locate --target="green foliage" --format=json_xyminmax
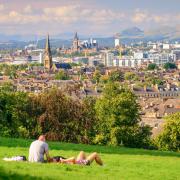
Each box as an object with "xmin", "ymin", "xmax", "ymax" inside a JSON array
[
  {"xmin": 69, "ymin": 62, "xmax": 81, "ymax": 67},
  {"xmin": 27, "ymin": 89, "xmax": 97, "ymax": 143},
  {"xmin": 124, "ymin": 72, "xmax": 139, "ymax": 81},
  {"xmin": 0, "ymin": 84, "xmax": 152, "ymax": 148},
  {"xmin": 151, "ymin": 78, "xmax": 164, "ymax": 86},
  {"xmin": 100, "ymin": 75, "xmax": 109, "ymax": 84},
  {"xmin": 0, "ymin": 64, "xmax": 29, "ymax": 79},
  {"xmin": 29, "ymin": 62, "xmax": 43, "ymax": 67},
  {"xmin": 81, "ymin": 96, "xmax": 98, "ymax": 143},
  {"xmin": 156, "ymin": 112, "xmax": 180, "ymax": 151},
  {"xmin": 163, "ymin": 62, "xmax": 177, "ymax": 70},
  {"xmin": 148, "ymin": 63, "xmax": 158, "ymax": 70},
  {"xmin": 143, "ymin": 74, "xmax": 164, "ymax": 86},
  {"xmin": 95, "ymin": 83, "xmax": 152, "ymax": 148},
  {"xmin": 0, "ymin": 82, "xmax": 14, "ymax": 92},
  {"xmin": 0, "ymin": 91, "xmax": 36, "ymax": 138},
  {"xmin": 54, "ymin": 70, "xmax": 70, "ymax": 80},
  {"xmin": 93, "ymin": 70, "xmax": 101, "ymax": 84},
  {"xmin": 108, "ymin": 71, "xmax": 124, "ymax": 82}
]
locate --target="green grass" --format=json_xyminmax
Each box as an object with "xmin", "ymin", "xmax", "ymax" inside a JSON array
[{"xmin": 0, "ymin": 137, "xmax": 179, "ymax": 180}]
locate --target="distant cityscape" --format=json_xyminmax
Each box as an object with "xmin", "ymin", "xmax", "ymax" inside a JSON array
[{"xmin": 0, "ymin": 30, "xmax": 179, "ymax": 137}]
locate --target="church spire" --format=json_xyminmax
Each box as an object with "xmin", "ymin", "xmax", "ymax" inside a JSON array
[
  {"xmin": 73, "ymin": 32, "xmax": 79, "ymax": 52},
  {"xmin": 45, "ymin": 34, "xmax": 51, "ymax": 53},
  {"xmin": 44, "ymin": 34, "xmax": 52, "ymax": 70},
  {"xmin": 74, "ymin": 32, "xmax": 78, "ymax": 40}
]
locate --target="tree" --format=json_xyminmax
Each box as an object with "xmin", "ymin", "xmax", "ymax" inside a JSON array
[
  {"xmin": 55, "ymin": 70, "xmax": 70, "ymax": 80},
  {"xmin": 93, "ymin": 70, "xmax": 101, "ymax": 84},
  {"xmin": 0, "ymin": 82, "xmax": 14, "ymax": 92},
  {"xmin": 81, "ymin": 96, "xmax": 98, "ymax": 144},
  {"xmin": 29, "ymin": 88, "xmax": 97, "ymax": 143},
  {"xmin": 108, "ymin": 71, "xmax": 124, "ymax": 82},
  {"xmin": 156, "ymin": 112, "xmax": 180, "ymax": 151},
  {"xmin": 100, "ymin": 75, "xmax": 109, "ymax": 84},
  {"xmin": 148, "ymin": 63, "xmax": 158, "ymax": 70},
  {"xmin": 95, "ymin": 82, "xmax": 152, "ymax": 148},
  {"xmin": 0, "ymin": 91, "xmax": 34, "ymax": 138},
  {"xmin": 151, "ymin": 77, "xmax": 164, "ymax": 86},
  {"xmin": 163, "ymin": 63, "xmax": 177, "ymax": 70},
  {"xmin": 124, "ymin": 72, "xmax": 139, "ymax": 81}
]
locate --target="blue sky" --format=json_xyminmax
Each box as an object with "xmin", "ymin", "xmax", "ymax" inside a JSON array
[{"xmin": 0, "ymin": 0, "xmax": 180, "ymax": 36}]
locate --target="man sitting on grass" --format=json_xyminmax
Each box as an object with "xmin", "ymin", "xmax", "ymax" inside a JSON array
[{"xmin": 28, "ymin": 135, "xmax": 51, "ymax": 163}]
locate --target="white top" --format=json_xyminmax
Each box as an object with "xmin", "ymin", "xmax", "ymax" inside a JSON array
[{"xmin": 28, "ymin": 140, "xmax": 48, "ymax": 162}]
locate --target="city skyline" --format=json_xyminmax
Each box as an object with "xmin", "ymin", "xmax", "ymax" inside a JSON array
[{"xmin": 0, "ymin": 0, "xmax": 180, "ymax": 36}]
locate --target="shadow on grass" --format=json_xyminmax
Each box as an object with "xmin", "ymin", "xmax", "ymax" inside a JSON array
[
  {"xmin": 0, "ymin": 137, "xmax": 179, "ymax": 158},
  {"xmin": 0, "ymin": 167, "xmax": 48, "ymax": 180}
]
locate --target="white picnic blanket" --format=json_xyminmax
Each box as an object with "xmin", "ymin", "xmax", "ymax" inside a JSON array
[{"xmin": 3, "ymin": 156, "xmax": 25, "ymax": 161}]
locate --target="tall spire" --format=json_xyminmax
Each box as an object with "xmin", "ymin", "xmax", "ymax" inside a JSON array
[
  {"xmin": 44, "ymin": 34, "xmax": 52, "ymax": 70},
  {"xmin": 45, "ymin": 34, "xmax": 51, "ymax": 53},
  {"xmin": 74, "ymin": 32, "xmax": 78, "ymax": 40},
  {"xmin": 73, "ymin": 32, "xmax": 79, "ymax": 52}
]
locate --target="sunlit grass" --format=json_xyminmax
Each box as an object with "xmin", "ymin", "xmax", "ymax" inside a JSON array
[{"xmin": 0, "ymin": 137, "xmax": 179, "ymax": 180}]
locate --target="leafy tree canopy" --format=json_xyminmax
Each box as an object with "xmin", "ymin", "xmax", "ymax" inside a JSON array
[
  {"xmin": 95, "ymin": 82, "xmax": 152, "ymax": 148},
  {"xmin": 148, "ymin": 63, "xmax": 158, "ymax": 70},
  {"xmin": 156, "ymin": 112, "xmax": 180, "ymax": 151},
  {"xmin": 163, "ymin": 63, "xmax": 177, "ymax": 70},
  {"xmin": 108, "ymin": 71, "xmax": 124, "ymax": 82},
  {"xmin": 54, "ymin": 70, "xmax": 70, "ymax": 80}
]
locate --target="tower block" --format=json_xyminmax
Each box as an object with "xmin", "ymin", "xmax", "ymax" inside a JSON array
[
  {"xmin": 44, "ymin": 34, "xmax": 52, "ymax": 70},
  {"xmin": 114, "ymin": 33, "xmax": 122, "ymax": 59}
]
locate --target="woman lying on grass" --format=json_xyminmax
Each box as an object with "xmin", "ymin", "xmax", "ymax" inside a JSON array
[{"xmin": 51, "ymin": 151, "xmax": 103, "ymax": 166}]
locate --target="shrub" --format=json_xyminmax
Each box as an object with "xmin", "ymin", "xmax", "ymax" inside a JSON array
[
  {"xmin": 156, "ymin": 112, "xmax": 180, "ymax": 151},
  {"xmin": 147, "ymin": 63, "xmax": 158, "ymax": 70},
  {"xmin": 163, "ymin": 62, "xmax": 177, "ymax": 70}
]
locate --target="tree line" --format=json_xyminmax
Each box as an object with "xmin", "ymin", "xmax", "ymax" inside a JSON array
[{"xmin": 0, "ymin": 83, "xmax": 179, "ymax": 151}]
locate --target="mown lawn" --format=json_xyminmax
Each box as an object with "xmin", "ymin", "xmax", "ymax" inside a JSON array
[{"xmin": 0, "ymin": 137, "xmax": 179, "ymax": 180}]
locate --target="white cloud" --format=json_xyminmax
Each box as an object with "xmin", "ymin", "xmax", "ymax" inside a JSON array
[
  {"xmin": 131, "ymin": 9, "xmax": 178, "ymax": 27},
  {"xmin": 0, "ymin": 4, "xmax": 4, "ymax": 11},
  {"xmin": 0, "ymin": 4, "xmax": 179, "ymax": 35},
  {"xmin": 24, "ymin": 5, "xmax": 32, "ymax": 14},
  {"xmin": 132, "ymin": 10, "xmax": 148, "ymax": 23},
  {"xmin": 43, "ymin": 5, "xmax": 124, "ymax": 25}
]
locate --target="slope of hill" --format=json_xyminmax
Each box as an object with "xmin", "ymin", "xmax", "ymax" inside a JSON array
[
  {"xmin": 0, "ymin": 137, "xmax": 179, "ymax": 180},
  {"xmin": 121, "ymin": 27, "xmax": 144, "ymax": 37},
  {"xmin": 0, "ymin": 25, "xmax": 180, "ymax": 49}
]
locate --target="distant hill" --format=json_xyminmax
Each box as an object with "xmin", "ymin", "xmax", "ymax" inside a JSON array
[
  {"xmin": 0, "ymin": 25, "xmax": 180, "ymax": 49},
  {"xmin": 121, "ymin": 27, "xmax": 144, "ymax": 37}
]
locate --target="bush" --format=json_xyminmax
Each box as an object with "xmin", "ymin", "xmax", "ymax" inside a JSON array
[
  {"xmin": 54, "ymin": 70, "xmax": 70, "ymax": 80},
  {"xmin": 156, "ymin": 112, "xmax": 180, "ymax": 151},
  {"xmin": 148, "ymin": 63, "xmax": 158, "ymax": 70},
  {"xmin": 163, "ymin": 62, "xmax": 177, "ymax": 70}
]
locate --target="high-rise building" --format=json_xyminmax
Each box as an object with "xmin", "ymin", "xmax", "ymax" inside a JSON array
[
  {"xmin": 114, "ymin": 33, "xmax": 122, "ymax": 58},
  {"xmin": 105, "ymin": 52, "xmax": 114, "ymax": 67},
  {"xmin": 39, "ymin": 52, "xmax": 43, "ymax": 64},
  {"xmin": 114, "ymin": 33, "xmax": 120, "ymax": 47},
  {"xmin": 115, "ymin": 39, "xmax": 120, "ymax": 47},
  {"xmin": 148, "ymin": 53, "xmax": 176, "ymax": 66},
  {"xmin": 44, "ymin": 34, "xmax": 52, "ymax": 70}
]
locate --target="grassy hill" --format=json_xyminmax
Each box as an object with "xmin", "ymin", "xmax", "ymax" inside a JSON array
[{"xmin": 0, "ymin": 137, "xmax": 179, "ymax": 180}]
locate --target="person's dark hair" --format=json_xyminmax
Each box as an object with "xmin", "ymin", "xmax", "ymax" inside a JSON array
[{"xmin": 52, "ymin": 156, "xmax": 66, "ymax": 162}]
